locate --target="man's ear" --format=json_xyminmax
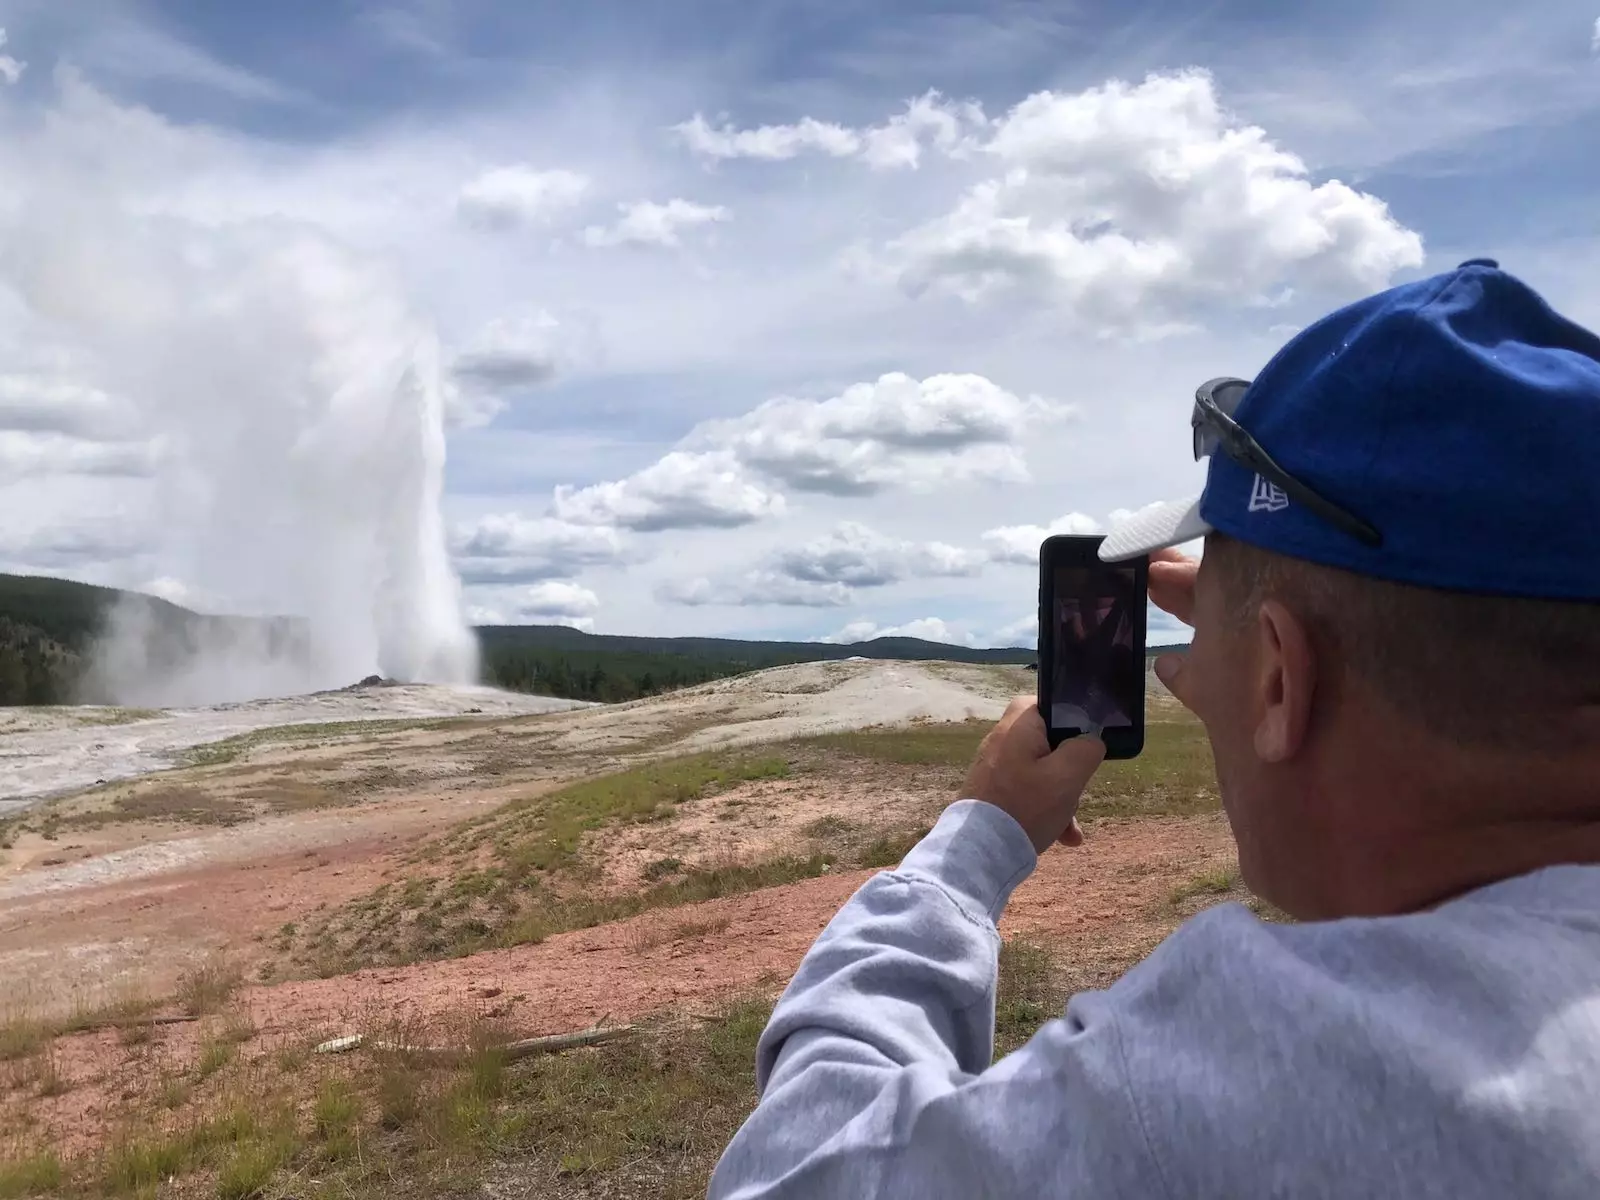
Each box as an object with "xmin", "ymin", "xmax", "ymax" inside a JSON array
[{"xmin": 1254, "ymin": 599, "xmax": 1316, "ymax": 763}]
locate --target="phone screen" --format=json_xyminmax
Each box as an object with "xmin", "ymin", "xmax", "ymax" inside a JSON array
[
  {"xmin": 1038, "ymin": 536, "xmax": 1147, "ymax": 758},
  {"xmin": 1049, "ymin": 564, "xmax": 1140, "ymax": 734}
]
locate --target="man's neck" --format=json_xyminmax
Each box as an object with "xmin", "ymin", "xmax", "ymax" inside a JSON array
[{"xmin": 1297, "ymin": 735, "xmax": 1600, "ymax": 918}]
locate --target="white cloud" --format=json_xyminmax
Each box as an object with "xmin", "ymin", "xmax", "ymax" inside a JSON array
[
  {"xmin": 0, "ymin": 431, "xmax": 162, "ymax": 477},
  {"xmin": 658, "ymin": 571, "xmax": 852, "ymax": 609},
  {"xmin": 553, "ymin": 450, "xmax": 785, "ymax": 531},
  {"xmin": 0, "ymin": 29, "xmax": 24, "ymax": 86},
  {"xmin": 450, "ymin": 514, "xmax": 624, "ymax": 584},
  {"xmin": 456, "ymin": 166, "xmax": 590, "ymax": 231},
  {"xmin": 444, "ymin": 312, "xmax": 570, "ymax": 427},
  {"xmin": 521, "ymin": 580, "xmax": 600, "ymax": 622},
  {"xmin": 544, "ymin": 371, "xmax": 1062, "ymax": 538},
  {"xmin": 992, "ymin": 614, "xmax": 1037, "ymax": 647},
  {"xmin": 775, "ymin": 521, "xmax": 986, "ymax": 586},
  {"xmin": 674, "ymin": 91, "xmax": 986, "ymax": 169},
  {"xmin": 982, "ymin": 512, "xmax": 1103, "ymax": 564},
  {"xmin": 470, "ymin": 580, "xmax": 600, "ymax": 630},
  {"xmin": 658, "ymin": 520, "xmax": 988, "ymax": 609},
  {"xmin": 451, "ymin": 313, "xmax": 563, "ymax": 391},
  {"xmin": 693, "ymin": 372, "xmax": 1066, "ymax": 496},
  {"xmin": 143, "ymin": 575, "xmax": 192, "ymax": 605},
  {"xmin": 883, "ymin": 70, "xmax": 1425, "ymax": 332},
  {"xmin": 1592, "ymin": 17, "xmax": 1600, "ymax": 55},
  {"xmin": 0, "ymin": 520, "xmax": 146, "ymax": 573},
  {"xmin": 582, "ymin": 199, "xmax": 730, "ymax": 248},
  {"xmin": 816, "ymin": 616, "xmax": 980, "ymax": 646},
  {"xmin": 0, "ymin": 375, "xmax": 142, "ymax": 440}
]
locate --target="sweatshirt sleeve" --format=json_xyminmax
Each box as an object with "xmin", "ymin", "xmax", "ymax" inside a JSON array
[{"xmin": 707, "ymin": 800, "xmax": 1162, "ymax": 1200}]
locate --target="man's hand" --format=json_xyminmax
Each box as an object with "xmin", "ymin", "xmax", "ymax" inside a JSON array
[{"xmin": 963, "ymin": 697, "xmax": 1106, "ymax": 854}]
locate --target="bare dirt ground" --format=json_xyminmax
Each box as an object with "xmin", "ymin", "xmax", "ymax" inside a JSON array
[{"xmin": 0, "ymin": 661, "xmax": 1022, "ymax": 1012}]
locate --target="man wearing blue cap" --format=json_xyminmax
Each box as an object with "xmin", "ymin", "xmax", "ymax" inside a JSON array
[{"xmin": 710, "ymin": 261, "xmax": 1600, "ymax": 1198}]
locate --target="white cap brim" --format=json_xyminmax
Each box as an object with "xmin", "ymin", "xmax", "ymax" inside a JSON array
[{"xmin": 1098, "ymin": 495, "xmax": 1211, "ymax": 562}]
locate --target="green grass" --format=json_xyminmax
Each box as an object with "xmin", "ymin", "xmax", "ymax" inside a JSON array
[
  {"xmin": 472, "ymin": 752, "xmax": 792, "ymax": 877},
  {"xmin": 0, "ymin": 1015, "xmax": 44, "ymax": 1064},
  {"xmin": 312, "ymin": 1077, "xmax": 363, "ymax": 1162},
  {"xmin": 495, "ymin": 997, "xmax": 771, "ymax": 1184},
  {"xmin": 1084, "ymin": 720, "xmax": 1219, "ymax": 821},
  {"xmin": 100, "ymin": 1102, "xmax": 298, "ymax": 1197},
  {"xmin": 71, "ymin": 707, "xmax": 162, "ymax": 727},
  {"xmin": 0, "ymin": 1150, "xmax": 62, "ymax": 1198},
  {"xmin": 796, "ymin": 717, "xmax": 1220, "ymax": 824},
  {"xmin": 994, "ymin": 939, "xmax": 1062, "ymax": 1059},
  {"xmin": 195, "ymin": 1036, "xmax": 236, "ymax": 1081},
  {"xmin": 1168, "ymin": 866, "xmax": 1241, "ymax": 907},
  {"xmin": 802, "ymin": 719, "xmax": 992, "ymax": 767}
]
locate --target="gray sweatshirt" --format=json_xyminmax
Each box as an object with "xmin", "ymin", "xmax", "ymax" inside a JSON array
[{"xmin": 709, "ymin": 799, "xmax": 1600, "ymax": 1198}]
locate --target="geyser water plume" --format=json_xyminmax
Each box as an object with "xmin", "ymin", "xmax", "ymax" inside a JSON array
[{"xmin": 3, "ymin": 83, "xmax": 478, "ymax": 705}]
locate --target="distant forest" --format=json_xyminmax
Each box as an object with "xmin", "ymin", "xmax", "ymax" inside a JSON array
[
  {"xmin": 0, "ymin": 572, "xmax": 1037, "ymax": 707},
  {"xmin": 475, "ymin": 625, "xmax": 1036, "ymax": 703}
]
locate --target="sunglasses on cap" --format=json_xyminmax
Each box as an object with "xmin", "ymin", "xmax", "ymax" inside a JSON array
[{"xmin": 1192, "ymin": 377, "xmax": 1382, "ymax": 548}]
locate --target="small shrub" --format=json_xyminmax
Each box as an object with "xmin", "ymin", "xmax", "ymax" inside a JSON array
[
  {"xmin": 0, "ymin": 1150, "xmax": 63, "ymax": 1198},
  {"xmin": 0, "ymin": 1016, "xmax": 44, "ymax": 1064},
  {"xmin": 642, "ymin": 856, "xmax": 683, "ymax": 882},
  {"xmin": 102, "ymin": 1133, "xmax": 186, "ymax": 1194},
  {"xmin": 34, "ymin": 1047, "xmax": 67, "ymax": 1097},
  {"xmin": 176, "ymin": 956, "xmax": 242, "ymax": 1017},
  {"xmin": 377, "ymin": 1062, "xmax": 422, "ymax": 1131},
  {"xmin": 313, "ymin": 1077, "xmax": 362, "ymax": 1161},
  {"xmin": 800, "ymin": 814, "xmax": 854, "ymax": 841},
  {"xmin": 195, "ymin": 1035, "xmax": 235, "ymax": 1081},
  {"xmin": 858, "ymin": 828, "xmax": 930, "ymax": 869},
  {"xmin": 215, "ymin": 1142, "xmax": 280, "ymax": 1200}
]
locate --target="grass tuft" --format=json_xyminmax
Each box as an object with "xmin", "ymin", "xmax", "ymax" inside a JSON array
[
  {"xmin": 995, "ymin": 939, "xmax": 1062, "ymax": 1060},
  {"xmin": 0, "ymin": 1151, "xmax": 62, "ymax": 1198},
  {"xmin": 1167, "ymin": 866, "xmax": 1242, "ymax": 908},
  {"xmin": 176, "ymin": 956, "xmax": 242, "ymax": 1017}
]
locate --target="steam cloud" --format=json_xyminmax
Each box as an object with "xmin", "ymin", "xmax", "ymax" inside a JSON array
[{"xmin": 3, "ymin": 77, "xmax": 478, "ymax": 706}]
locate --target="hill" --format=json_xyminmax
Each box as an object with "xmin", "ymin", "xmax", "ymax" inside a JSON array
[{"xmin": 0, "ymin": 572, "xmax": 1035, "ymax": 706}]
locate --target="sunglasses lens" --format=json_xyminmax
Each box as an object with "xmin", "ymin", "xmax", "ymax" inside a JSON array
[
  {"xmin": 1211, "ymin": 379, "xmax": 1249, "ymax": 417},
  {"xmin": 1191, "ymin": 378, "xmax": 1249, "ymax": 461}
]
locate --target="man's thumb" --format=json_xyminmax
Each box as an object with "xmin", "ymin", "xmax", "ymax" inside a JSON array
[{"xmin": 1045, "ymin": 732, "xmax": 1106, "ymax": 789}]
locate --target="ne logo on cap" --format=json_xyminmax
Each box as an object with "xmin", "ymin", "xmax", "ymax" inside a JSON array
[{"xmin": 1248, "ymin": 475, "xmax": 1289, "ymax": 514}]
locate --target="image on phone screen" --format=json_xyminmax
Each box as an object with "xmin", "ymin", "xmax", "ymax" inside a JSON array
[{"xmin": 1049, "ymin": 564, "xmax": 1141, "ymax": 735}]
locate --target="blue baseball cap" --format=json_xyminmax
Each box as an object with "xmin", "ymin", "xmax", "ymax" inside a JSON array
[{"xmin": 1100, "ymin": 259, "xmax": 1600, "ymax": 600}]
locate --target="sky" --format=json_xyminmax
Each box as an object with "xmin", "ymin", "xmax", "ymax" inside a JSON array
[{"xmin": 0, "ymin": 0, "xmax": 1597, "ymax": 654}]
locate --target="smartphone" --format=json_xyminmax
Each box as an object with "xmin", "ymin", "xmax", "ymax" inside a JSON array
[{"xmin": 1038, "ymin": 534, "xmax": 1148, "ymax": 759}]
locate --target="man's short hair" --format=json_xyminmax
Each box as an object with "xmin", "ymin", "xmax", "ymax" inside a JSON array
[{"xmin": 1205, "ymin": 534, "xmax": 1600, "ymax": 746}]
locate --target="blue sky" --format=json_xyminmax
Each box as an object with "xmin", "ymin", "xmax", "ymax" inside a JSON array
[{"xmin": 0, "ymin": 0, "xmax": 1597, "ymax": 654}]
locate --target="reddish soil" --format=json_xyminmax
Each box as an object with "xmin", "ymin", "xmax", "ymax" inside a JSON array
[
  {"xmin": 11, "ymin": 813, "xmax": 1234, "ymax": 1154},
  {"xmin": 248, "ymin": 812, "xmax": 1235, "ymax": 1040}
]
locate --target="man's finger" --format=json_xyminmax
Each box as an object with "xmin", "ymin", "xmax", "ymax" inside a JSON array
[{"xmin": 1056, "ymin": 818, "xmax": 1085, "ymax": 848}]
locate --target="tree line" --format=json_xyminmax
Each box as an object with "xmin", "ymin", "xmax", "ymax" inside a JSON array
[
  {"xmin": 479, "ymin": 645, "xmax": 749, "ymax": 703},
  {"xmin": 0, "ymin": 621, "xmax": 74, "ymax": 705}
]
